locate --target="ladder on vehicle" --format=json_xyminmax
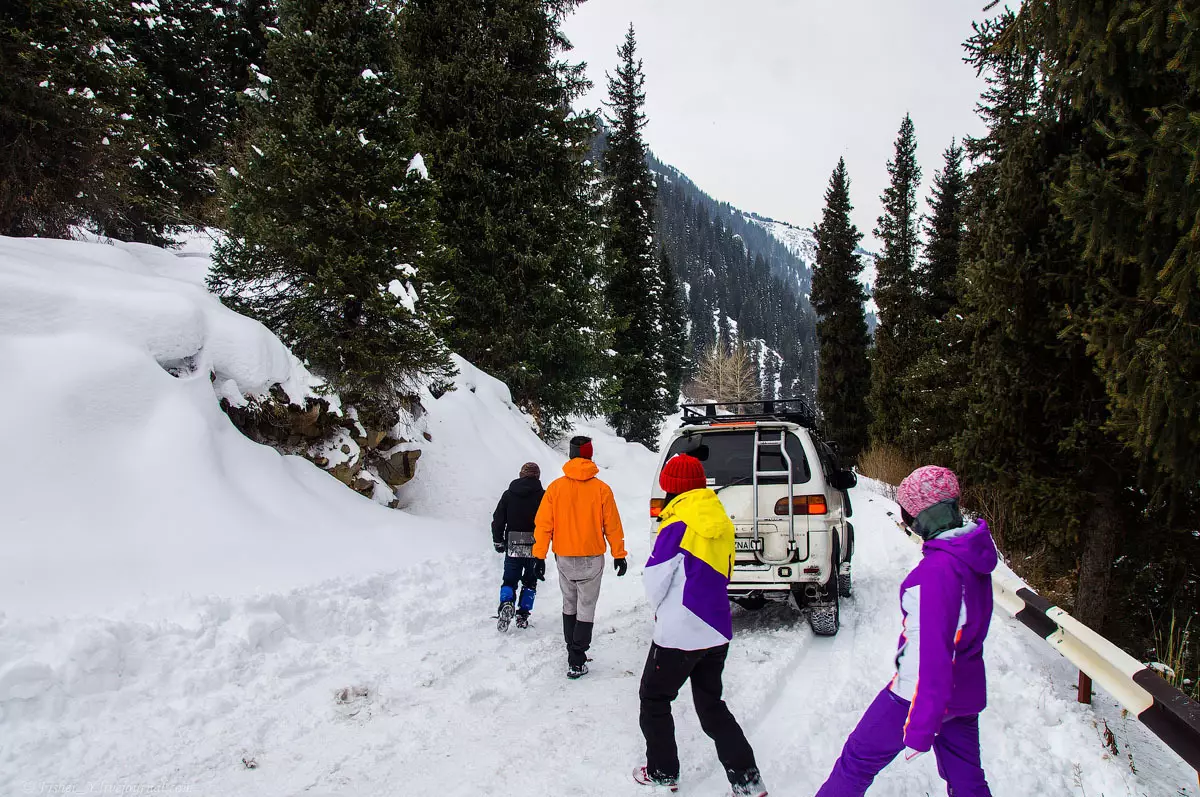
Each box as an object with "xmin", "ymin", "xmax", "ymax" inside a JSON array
[{"xmin": 752, "ymin": 425, "xmax": 796, "ymax": 565}]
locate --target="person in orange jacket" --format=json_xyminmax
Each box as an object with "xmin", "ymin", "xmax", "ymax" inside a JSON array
[{"xmin": 533, "ymin": 435, "xmax": 628, "ymax": 679}]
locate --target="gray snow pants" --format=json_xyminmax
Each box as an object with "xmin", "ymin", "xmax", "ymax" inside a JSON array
[{"xmin": 556, "ymin": 554, "xmax": 604, "ymax": 622}]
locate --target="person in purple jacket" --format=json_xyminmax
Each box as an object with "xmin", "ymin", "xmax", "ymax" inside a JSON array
[{"xmin": 814, "ymin": 465, "xmax": 997, "ymax": 797}]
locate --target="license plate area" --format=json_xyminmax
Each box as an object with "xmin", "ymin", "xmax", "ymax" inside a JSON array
[{"xmin": 734, "ymin": 538, "xmax": 764, "ymax": 552}]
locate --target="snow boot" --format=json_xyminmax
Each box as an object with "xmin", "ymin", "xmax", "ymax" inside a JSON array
[
  {"xmin": 632, "ymin": 765, "xmax": 678, "ymax": 792},
  {"xmin": 497, "ymin": 601, "xmax": 515, "ymax": 631},
  {"xmin": 567, "ymin": 662, "xmax": 588, "ymax": 679},
  {"xmin": 515, "ymin": 613, "xmax": 529, "ymax": 629},
  {"xmin": 730, "ymin": 769, "xmax": 767, "ymax": 797},
  {"xmin": 730, "ymin": 779, "xmax": 767, "ymax": 797},
  {"xmin": 497, "ymin": 586, "xmax": 516, "ymax": 631}
]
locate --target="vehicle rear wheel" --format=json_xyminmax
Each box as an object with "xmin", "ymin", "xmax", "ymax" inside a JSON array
[
  {"xmin": 810, "ymin": 537, "xmax": 841, "ymax": 636},
  {"xmin": 808, "ymin": 586, "xmax": 840, "ymax": 636}
]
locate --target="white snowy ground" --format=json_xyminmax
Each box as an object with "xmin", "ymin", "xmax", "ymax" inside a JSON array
[
  {"xmin": 3, "ymin": 475, "xmax": 1197, "ymax": 795},
  {"xmin": 1, "ymin": 236, "xmax": 1195, "ymax": 796}
]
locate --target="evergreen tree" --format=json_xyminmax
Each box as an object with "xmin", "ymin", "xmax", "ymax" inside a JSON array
[
  {"xmin": 868, "ymin": 114, "xmax": 922, "ymax": 448},
  {"xmin": 602, "ymin": 24, "xmax": 664, "ymax": 446},
  {"xmin": 96, "ymin": 0, "xmax": 249, "ymax": 244},
  {"xmin": 658, "ymin": 250, "xmax": 689, "ymax": 414},
  {"xmin": 399, "ymin": 0, "xmax": 606, "ymax": 435},
  {"xmin": 209, "ymin": 0, "xmax": 452, "ymax": 429},
  {"xmin": 917, "ymin": 140, "xmax": 965, "ymax": 324},
  {"xmin": 956, "ymin": 12, "xmax": 1135, "ymax": 632},
  {"xmin": 900, "ymin": 140, "xmax": 967, "ymax": 460},
  {"xmin": 227, "ymin": 0, "xmax": 273, "ymax": 96},
  {"xmin": 811, "ymin": 158, "xmax": 871, "ymax": 462},
  {"xmin": 761, "ymin": 349, "xmax": 780, "ymax": 402},
  {"xmin": 0, "ymin": 0, "xmax": 139, "ymax": 237},
  {"xmin": 1021, "ymin": 0, "xmax": 1200, "ymax": 516}
]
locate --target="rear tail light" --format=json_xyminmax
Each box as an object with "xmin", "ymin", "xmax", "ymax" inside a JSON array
[
  {"xmin": 650, "ymin": 498, "xmax": 666, "ymax": 519},
  {"xmin": 774, "ymin": 495, "xmax": 828, "ymax": 515}
]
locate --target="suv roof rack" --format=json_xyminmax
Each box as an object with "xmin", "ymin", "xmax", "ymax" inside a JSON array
[{"xmin": 680, "ymin": 399, "xmax": 817, "ymax": 429}]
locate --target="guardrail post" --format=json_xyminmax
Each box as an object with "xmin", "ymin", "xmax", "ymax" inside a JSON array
[{"xmin": 1077, "ymin": 671, "xmax": 1092, "ymax": 704}]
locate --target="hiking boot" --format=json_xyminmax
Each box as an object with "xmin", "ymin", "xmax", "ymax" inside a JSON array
[
  {"xmin": 632, "ymin": 765, "xmax": 678, "ymax": 791},
  {"xmin": 496, "ymin": 601, "xmax": 515, "ymax": 632},
  {"xmin": 730, "ymin": 770, "xmax": 767, "ymax": 797}
]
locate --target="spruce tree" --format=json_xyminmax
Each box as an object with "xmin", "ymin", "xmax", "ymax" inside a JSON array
[
  {"xmin": 0, "ymin": 0, "xmax": 139, "ymax": 237},
  {"xmin": 868, "ymin": 114, "xmax": 922, "ymax": 449},
  {"xmin": 917, "ymin": 140, "xmax": 965, "ymax": 324},
  {"xmin": 811, "ymin": 158, "xmax": 871, "ymax": 462},
  {"xmin": 1021, "ymin": 0, "xmax": 1200, "ymax": 515},
  {"xmin": 602, "ymin": 24, "xmax": 664, "ymax": 446},
  {"xmin": 209, "ymin": 0, "xmax": 452, "ymax": 429},
  {"xmin": 96, "ymin": 0, "xmax": 247, "ymax": 244},
  {"xmin": 956, "ymin": 12, "xmax": 1135, "ymax": 632},
  {"xmin": 398, "ymin": 0, "xmax": 606, "ymax": 435},
  {"xmin": 900, "ymin": 140, "xmax": 967, "ymax": 461},
  {"xmin": 658, "ymin": 250, "xmax": 690, "ymax": 415}
]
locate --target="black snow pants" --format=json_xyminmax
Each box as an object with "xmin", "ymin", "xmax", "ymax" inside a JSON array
[{"xmin": 639, "ymin": 642, "xmax": 760, "ymax": 786}]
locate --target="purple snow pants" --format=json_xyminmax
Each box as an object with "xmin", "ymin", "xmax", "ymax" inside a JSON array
[{"xmin": 815, "ymin": 688, "xmax": 991, "ymax": 797}]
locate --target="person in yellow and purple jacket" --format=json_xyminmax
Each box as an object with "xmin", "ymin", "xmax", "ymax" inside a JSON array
[{"xmin": 632, "ymin": 453, "xmax": 767, "ymax": 797}]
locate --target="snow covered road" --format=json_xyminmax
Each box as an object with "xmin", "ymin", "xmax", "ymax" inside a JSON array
[{"xmin": 3, "ymin": 476, "xmax": 1194, "ymax": 796}]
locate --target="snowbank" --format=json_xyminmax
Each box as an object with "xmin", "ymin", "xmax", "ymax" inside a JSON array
[
  {"xmin": 400, "ymin": 354, "xmax": 656, "ymax": 531},
  {"xmin": 0, "ymin": 235, "xmax": 469, "ymax": 618}
]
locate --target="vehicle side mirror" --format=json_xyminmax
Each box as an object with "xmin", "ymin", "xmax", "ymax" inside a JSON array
[{"xmin": 830, "ymin": 470, "xmax": 857, "ymax": 491}]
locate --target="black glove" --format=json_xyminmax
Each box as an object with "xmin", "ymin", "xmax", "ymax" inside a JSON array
[
  {"xmin": 614, "ymin": 558, "xmax": 628, "ymax": 577},
  {"xmin": 534, "ymin": 559, "xmax": 546, "ymax": 581},
  {"xmin": 493, "ymin": 542, "xmax": 505, "ymax": 553}
]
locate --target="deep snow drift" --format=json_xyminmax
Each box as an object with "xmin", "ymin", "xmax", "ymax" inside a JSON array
[
  {"xmin": 0, "ymin": 235, "xmax": 1194, "ymax": 796},
  {"xmin": 0, "ymin": 235, "xmax": 477, "ymax": 617}
]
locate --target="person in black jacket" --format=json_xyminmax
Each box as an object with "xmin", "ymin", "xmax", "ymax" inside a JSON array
[{"xmin": 492, "ymin": 462, "xmax": 546, "ymax": 630}]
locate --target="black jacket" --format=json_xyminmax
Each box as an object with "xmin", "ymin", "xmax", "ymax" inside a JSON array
[{"xmin": 491, "ymin": 476, "xmax": 545, "ymax": 557}]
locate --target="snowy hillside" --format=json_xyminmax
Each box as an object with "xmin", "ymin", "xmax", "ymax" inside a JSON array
[
  {"xmin": 744, "ymin": 213, "xmax": 879, "ymax": 321},
  {"xmin": 0, "ymin": 235, "xmax": 1194, "ymax": 796},
  {"xmin": 744, "ymin": 214, "xmax": 818, "ymax": 266}
]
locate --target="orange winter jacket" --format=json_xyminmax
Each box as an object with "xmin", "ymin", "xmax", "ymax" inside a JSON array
[{"xmin": 533, "ymin": 458, "xmax": 627, "ymax": 559}]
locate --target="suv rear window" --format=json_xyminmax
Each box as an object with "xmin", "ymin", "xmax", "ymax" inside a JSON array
[{"xmin": 665, "ymin": 429, "xmax": 811, "ymax": 487}]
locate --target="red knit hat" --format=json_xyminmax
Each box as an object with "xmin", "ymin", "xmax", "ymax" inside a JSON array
[{"xmin": 660, "ymin": 454, "xmax": 707, "ymax": 494}]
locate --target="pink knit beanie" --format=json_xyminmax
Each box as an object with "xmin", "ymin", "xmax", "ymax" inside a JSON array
[{"xmin": 897, "ymin": 466, "xmax": 961, "ymax": 517}]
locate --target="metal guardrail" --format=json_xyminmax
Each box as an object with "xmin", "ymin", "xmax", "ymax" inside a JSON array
[{"xmin": 893, "ymin": 518, "xmax": 1200, "ymax": 774}]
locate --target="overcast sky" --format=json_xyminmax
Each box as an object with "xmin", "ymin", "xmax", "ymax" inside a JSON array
[{"xmin": 563, "ymin": 0, "xmax": 993, "ymax": 250}]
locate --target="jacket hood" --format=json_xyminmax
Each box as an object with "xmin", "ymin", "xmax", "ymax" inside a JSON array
[
  {"xmin": 508, "ymin": 476, "xmax": 543, "ymax": 495},
  {"xmin": 923, "ymin": 519, "xmax": 997, "ymax": 575},
  {"xmin": 562, "ymin": 458, "xmax": 599, "ymax": 481},
  {"xmin": 660, "ymin": 489, "xmax": 728, "ymax": 540}
]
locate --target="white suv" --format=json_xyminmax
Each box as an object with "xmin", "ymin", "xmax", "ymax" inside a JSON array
[{"xmin": 651, "ymin": 401, "xmax": 857, "ymax": 636}]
